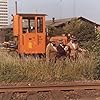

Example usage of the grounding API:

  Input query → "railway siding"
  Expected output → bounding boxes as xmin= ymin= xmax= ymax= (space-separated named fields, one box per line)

xmin=0 ymin=81 xmax=100 ymax=99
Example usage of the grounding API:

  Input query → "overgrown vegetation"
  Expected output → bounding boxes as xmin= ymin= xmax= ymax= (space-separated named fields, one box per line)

xmin=0 ymin=51 xmax=97 ymax=82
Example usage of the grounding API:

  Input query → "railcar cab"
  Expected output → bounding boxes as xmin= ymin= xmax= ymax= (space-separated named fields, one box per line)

xmin=13 ymin=13 xmax=47 ymax=55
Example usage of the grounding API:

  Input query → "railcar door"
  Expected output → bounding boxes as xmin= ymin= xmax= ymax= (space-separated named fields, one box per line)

xmin=35 ymin=16 xmax=46 ymax=54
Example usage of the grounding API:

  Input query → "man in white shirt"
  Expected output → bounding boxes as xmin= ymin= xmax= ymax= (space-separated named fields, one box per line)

xmin=66 ymin=36 xmax=82 ymax=60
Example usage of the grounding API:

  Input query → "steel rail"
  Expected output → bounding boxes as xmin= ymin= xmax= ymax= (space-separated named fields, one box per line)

xmin=0 ymin=81 xmax=100 ymax=92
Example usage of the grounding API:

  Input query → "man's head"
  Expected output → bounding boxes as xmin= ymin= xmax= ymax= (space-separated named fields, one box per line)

xmin=50 ymin=38 xmax=56 ymax=45
xmin=58 ymin=39 xmax=63 ymax=44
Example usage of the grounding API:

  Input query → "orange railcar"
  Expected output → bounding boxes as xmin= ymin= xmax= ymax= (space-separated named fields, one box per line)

xmin=13 ymin=13 xmax=68 ymax=55
xmin=13 ymin=13 xmax=47 ymax=55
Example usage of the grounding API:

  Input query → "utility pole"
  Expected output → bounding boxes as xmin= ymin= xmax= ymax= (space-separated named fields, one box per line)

xmin=15 ymin=1 xmax=18 ymax=14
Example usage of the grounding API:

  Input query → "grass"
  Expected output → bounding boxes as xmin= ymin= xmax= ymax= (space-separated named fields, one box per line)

xmin=0 ymin=50 xmax=97 ymax=83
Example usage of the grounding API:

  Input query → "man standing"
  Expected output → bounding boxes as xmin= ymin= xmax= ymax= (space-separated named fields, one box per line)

xmin=56 ymin=39 xmax=66 ymax=59
xmin=67 ymin=36 xmax=82 ymax=60
xmin=46 ymin=38 xmax=57 ymax=63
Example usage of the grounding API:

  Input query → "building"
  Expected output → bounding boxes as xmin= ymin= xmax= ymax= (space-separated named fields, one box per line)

xmin=46 ymin=17 xmax=100 ymax=29
xmin=0 ymin=0 xmax=8 ymax=28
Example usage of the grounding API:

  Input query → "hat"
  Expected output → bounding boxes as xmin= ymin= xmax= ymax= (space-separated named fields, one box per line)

xmin=49 ymin=38 xmax=54 ymax=42
xmin=59 ymin=39 xmax=63 ymax=41
xmin=58 ymin=39 xmax=63 ymax=43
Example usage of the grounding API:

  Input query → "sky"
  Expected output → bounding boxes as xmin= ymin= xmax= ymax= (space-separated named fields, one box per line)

xmin=8 ymin=0 xmax=100 ymax=24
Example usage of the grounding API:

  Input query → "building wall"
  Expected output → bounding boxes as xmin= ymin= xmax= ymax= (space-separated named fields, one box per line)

xmin=0 ymin=0 xmax=8 ymax=28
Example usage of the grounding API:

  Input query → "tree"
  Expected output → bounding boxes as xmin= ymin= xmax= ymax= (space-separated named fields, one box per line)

xmin=47 ymin=26 xmax=65 ymax=36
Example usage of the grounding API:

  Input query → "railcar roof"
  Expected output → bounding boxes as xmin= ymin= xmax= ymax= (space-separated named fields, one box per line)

xmin=16 ymin=13 xmax=47 ymax=17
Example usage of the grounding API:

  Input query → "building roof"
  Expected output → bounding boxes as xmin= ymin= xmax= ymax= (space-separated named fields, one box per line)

xmin=78 ymin=17 xmax=100 ymax=26
xmin=46 ymin=17 xmax=100 ymax=27
xmin=46 ymin=18 xmax=74 ymax=27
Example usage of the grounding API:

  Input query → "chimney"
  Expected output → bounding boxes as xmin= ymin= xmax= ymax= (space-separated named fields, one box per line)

xmin=52 ymin=17 xmax=55 ymax=23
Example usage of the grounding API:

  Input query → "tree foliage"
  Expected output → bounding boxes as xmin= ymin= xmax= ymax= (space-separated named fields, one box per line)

xmin=47 ymin=26 xmax=65 ymax=36
xmin=48 ymin=18 xmax=97 ymax=50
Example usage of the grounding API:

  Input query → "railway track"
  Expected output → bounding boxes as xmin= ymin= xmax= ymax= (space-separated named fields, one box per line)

xmin=0 ymin=81 xmax=100 ymax=100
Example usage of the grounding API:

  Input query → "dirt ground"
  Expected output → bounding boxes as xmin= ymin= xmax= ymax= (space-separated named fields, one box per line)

xmin=80 ymin=97 xmax=100 ymax=100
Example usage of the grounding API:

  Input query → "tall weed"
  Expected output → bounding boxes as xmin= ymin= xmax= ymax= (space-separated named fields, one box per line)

xmin=0 ymin=51 xmax=97 ymax=82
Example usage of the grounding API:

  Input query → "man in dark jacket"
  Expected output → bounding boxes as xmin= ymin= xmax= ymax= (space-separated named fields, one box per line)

xmin=56 ymin=39 xmax=66 ymax=59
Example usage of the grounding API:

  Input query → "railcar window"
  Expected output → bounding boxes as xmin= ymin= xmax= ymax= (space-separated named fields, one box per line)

xmin=37 ymin=17 xmax=43 ymax=33
xmin=22 ymin=17 xmax=35 ymax=33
